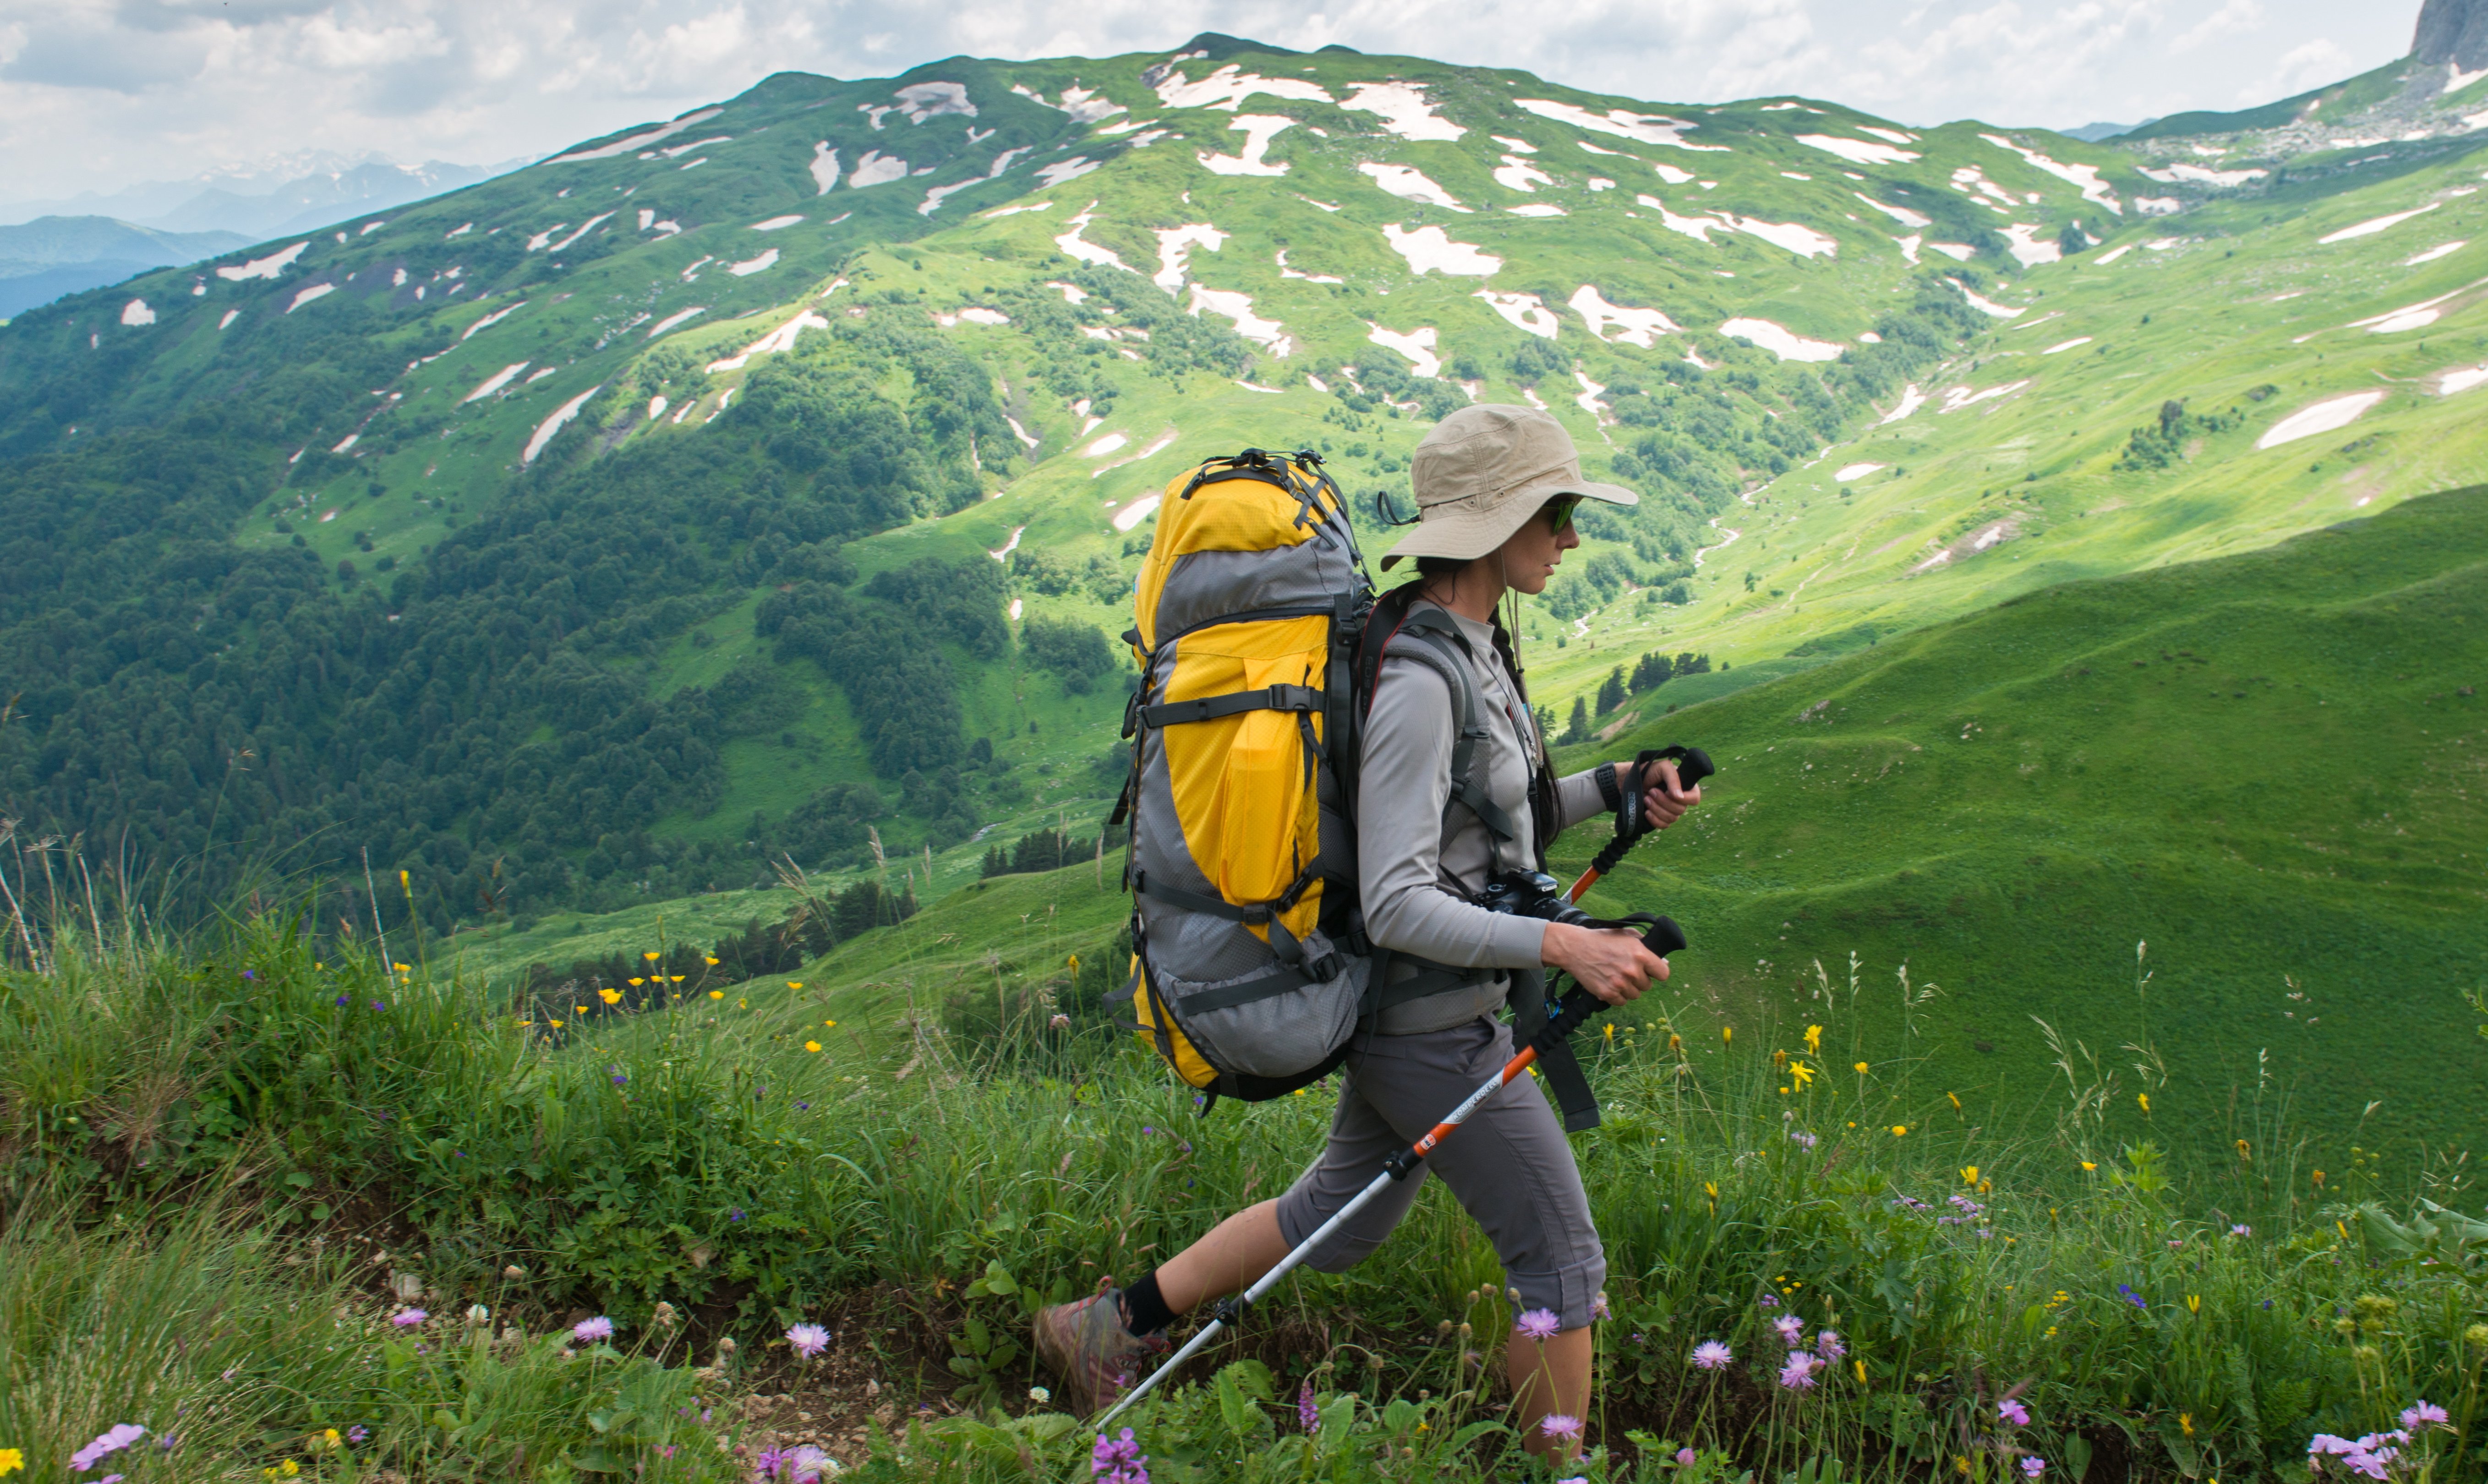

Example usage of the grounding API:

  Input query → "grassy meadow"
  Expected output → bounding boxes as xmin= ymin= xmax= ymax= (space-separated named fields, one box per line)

xmin=0 ymin=885 xmax=2483 ymax=1483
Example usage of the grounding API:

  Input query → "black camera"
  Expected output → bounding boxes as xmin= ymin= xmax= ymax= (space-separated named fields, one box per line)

xmin=1475 ymin=870 xmax=1594 ymax=926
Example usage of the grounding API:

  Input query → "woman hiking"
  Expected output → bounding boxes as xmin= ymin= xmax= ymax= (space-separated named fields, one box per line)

xmin=1036 ymin=404 xmax=1701 ymax=1463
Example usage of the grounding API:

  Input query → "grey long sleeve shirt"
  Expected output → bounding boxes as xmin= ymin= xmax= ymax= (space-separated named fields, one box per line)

xmin=1357 ymin=601 xmax=1607 ymax=1034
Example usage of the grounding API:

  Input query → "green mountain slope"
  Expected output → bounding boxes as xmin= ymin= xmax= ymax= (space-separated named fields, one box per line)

xmin=2 ymin=33 xmax=2484 ymax=972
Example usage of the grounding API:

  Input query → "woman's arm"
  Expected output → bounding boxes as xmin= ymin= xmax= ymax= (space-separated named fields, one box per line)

xmin=1550 ymin=758 xmax=1703 ymax=833
xmin=1357 ymin=660 xmax=1549 ymax=970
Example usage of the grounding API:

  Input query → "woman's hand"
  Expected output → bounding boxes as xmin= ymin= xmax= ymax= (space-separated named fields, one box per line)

xmin=1636 ymin=758 xmax=1702 ymax=831
xmin=1541 ymin=922 xmax=1669 ymax=1005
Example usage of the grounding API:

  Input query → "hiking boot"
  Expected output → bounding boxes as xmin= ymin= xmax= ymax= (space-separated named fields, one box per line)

xmin=1033 ymin=1281 xmax=1168 ymax=1416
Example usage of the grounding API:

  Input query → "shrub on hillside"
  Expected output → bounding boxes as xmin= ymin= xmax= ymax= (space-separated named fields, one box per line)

xmin=1020 ymin=614 xmax=1116 ymax=693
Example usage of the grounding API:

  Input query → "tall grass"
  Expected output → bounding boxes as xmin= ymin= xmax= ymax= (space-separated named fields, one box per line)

xmin=1 ymin=899 xmax=2482 ymax=1480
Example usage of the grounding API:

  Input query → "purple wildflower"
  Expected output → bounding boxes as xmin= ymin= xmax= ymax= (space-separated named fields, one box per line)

xmin=242 ymin=970 xmax=255 ymax=979
xmin=728 ymin=1207 xmax=746 ymax=1223
xmin=573 ymin=1315 xmax=615 ymax=1343
xmin=335 ymin=995 xmax=351 ymax=1009
xmin=796 ymin=1102 xmax=810 ymax=1111
xmin=2231 ymin=1223 xmax=2252 ymax=1237
xmin=1772 ymin=1314 xmax=1805 ymax=1346
xmin=347 ymin=1426 xmax=368 ymax=1445
xmin=2402 ymin=1402 xmax=2450 ymax=1430
xmin=2023 ymin=1459 xmax=2046 ymax=1479
xmin=1758 ymin=1292 xmax=1780 ymax=1308
xmin=371 ymin=1000 xmax=387 ymax=1012
xmin=2117 ymin=1284 xmax=2148 ymax=1309
xmin=755 ymin=1445 xmax=793 ymax=1479
xmin=70 ymin=1424 xmax=148 ymax=1472
xmin=2309 ymin=1435 xmax=2360 ymax=1458
xmin=1591 ymin=1292 xmax=1612 ymax=1321
xmin=1778 ymin=1351 xmax=1820 ymax=1391
xmin=611 ymin=1072 xmax=628 ymax=1086
xmin=1677 ymin=1449 xmax=1699 ymax=1468
xmin=787 ymin=1323 xmax=829 ymax=1359
xmin=101 ymin=1475 xmax=124 ymax=1483
xmin=1540 ymin=1413 xmax=1584 ymax=1442
xmin=158 ymin=1435 xmax=179 ymax=1451
xmin=1816 ymin=1330 xmax=1846 ymax=1360
xmin=1789 ymin=1129 xmax=1819 ymax=1150
xmin=2000 ymin=1399 xmax=2030 ymax=1428
xmin=1091 ymin=1427 xmax=1149 ymax=1484
xmin=1691 ymin=1340 xmax=1733 ymax=1370
xmin=1297 ymin=1380 xmax=1319 ymax=1432
xmin=782 ymin=1446 xmax=835 ymax=1483
xmin=1515 ymin=1308 xmax=1563 ymax=1342
xmin=391 ymin=1308 xmax=427 ymax=1327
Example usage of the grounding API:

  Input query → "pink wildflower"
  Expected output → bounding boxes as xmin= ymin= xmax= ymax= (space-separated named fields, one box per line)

xmin=1515 ymin=1308 xmax=1563 ymax=1342
xmin=1778 ymin=1351 xmax=1820 ymax=1390
xmin=2022 ymin=1459 xmax=2045 ymax=1479
xmin=1772 ymin=1314 xmax=1805 ymax=1346
xmin=2000 ymin=1398 xmax=2030 ymax=1428
xmin=1691 ymin=1340 xmax=1733 ymax=1370
xmin=573 ymin=1315 xmax=615 ymax=1343
xmin=1816 ymin=1330 xmax=1846 ymax=1361
xmin=786 ymin=1323 xmax=828 ymax=1359
xmin=390 ymin=1308 xmax=427 ymax=1327
xmin=1540 ymin=1413 xmax=1584 ymax=1442
xmin=70 ymin=1425 xmax=148 ymax=1472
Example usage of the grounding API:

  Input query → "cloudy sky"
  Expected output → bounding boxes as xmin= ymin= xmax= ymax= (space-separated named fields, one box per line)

xmin=0 ymin=0 xmax=2422 ymax=203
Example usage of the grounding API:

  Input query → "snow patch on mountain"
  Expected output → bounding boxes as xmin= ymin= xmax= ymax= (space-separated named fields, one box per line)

xmin=848 ymin=151 xmax=910 ymax=189
xmin=2257 ymin=390 xmax=2385 ymax=447
xmin=1854 ymin=193 xmax=1931 ymax=228
xmin=1494 ymin=155 xmax=1555 ymax=192
xmin=1154 ymin=223 xmax=1229 ymax=291
xmin=1012 ymin=83 xmax=1126 ymax=124
xmin=1516 ymin=98 xmax=1725 ymax=151
xmin=1383 ymin=224 xmax=1500 ymax=276
xmin=523 ymin=386 xmax=602 ymax=464
xmin=1360 ymin=162 xmax=1468 ymax=211
xmin=1341 ymin=81 xmax=1465 ymax=142
xmin=1189 ymin=285 xmax=1291 ymax=355
xmin=1570 ymin=285 xmax=1681 ymax=346
xmin=287 ymin=283 xmax=334 ymax=312
xmin=1152 ymin=64 xmax=1333 ymax=111
xmin=1721 ymin=317 xmax=1842 ymax=361
xmin=1198 ymin=115 xmax=1296 ymax=176
xmin=2002 ymin=224 xmax=2063 ymax=266
xmin=810 ymin=144 xmax=842 ymax=195
xmin=215 ymin=241 xmax=310 ymax=282
xmin=1980 ymin=135 xmax=2125 ymax=212
xmin=1036 ymin=157 xmax=1103 ymax=189
xmin=548 ymin=108 xmax=722 ymax=164
xmin=1797 ymin=134 xmax=1919 ymax=166
xmin=893 ymin=82 xmax=976 ymax=123
xmin=2320 ymin=203 xmax=2441 ymax=243
xmin=1054 ymin=203 xmax=1133 ymax=272
xmin=1475 ymin=289 xmax=1560 ymax=338
xmin=463 ymin=362 xmax=530 ymax=403
xmin=1366 ymin=322 xmax=1441 ymax=378
xmin=120 ymin=299 xmax=155 ymax=326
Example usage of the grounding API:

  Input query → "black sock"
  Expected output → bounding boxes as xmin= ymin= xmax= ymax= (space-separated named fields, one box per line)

xmin=1121 ymin=1271 xmax=1175 ymax=1337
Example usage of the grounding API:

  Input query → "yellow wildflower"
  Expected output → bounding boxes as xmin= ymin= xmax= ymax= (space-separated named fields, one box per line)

xmin=1789 ymin=1061 xmax=1814 ymax=1090
xmin=0 ymin=1448 xmax=23 ymax=1478
xmin=2138 ymin=1092 xmax=2152 ymax=1113
xmin=601 ymin=988 xmax=623 ymax=1005
xmin=788 ymin=981 xmax=804 ymax=990
xmin=1961 ymin=1165 xmax=1979 ymax=1186
xmin=627 ymin=977 xmax=644 ymax=988
xmin=1722 ymin=1026 xmax=1733 ymax=1044
xmin=2082 ymin=1161 xmax=2097 ymax=1172
xmin=1946 ymin=1091 xmax=1961 ymax=1112
xmin=824 ymin=1020 xmax=837 ymax=1029
xmin=1803 ymin=1024 xmax=1822 ymax=1055
xmin=1891 ymin=1125 xmax=1908 ymax=1137
xmin=1854 ymin=1061 xmax=1869 ymax=1075
xmin=393 ymin=962 xmax=410 ymax=973
xmin=2180 ymin=1414 xmax=2194 ymax=1438
xmin=805 ymin=1041 xmax=822 ymax=1053
xmin=1854 ymin=1358 xmax=1866 ymax=1383
xmin=705 ymin=956 xmax=720 ymax=966
xmin=644 ymin=952 xmax=660 ymax=961
xmin=710 ymin=990 xmax=724 ymax=1000
xmin=2186 ymin=1294 xmax=2201 ymax=1314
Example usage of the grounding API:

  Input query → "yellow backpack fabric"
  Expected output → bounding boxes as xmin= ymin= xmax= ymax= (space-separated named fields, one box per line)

xmin=1112 ymin=449 xmax=1373 ymax=1103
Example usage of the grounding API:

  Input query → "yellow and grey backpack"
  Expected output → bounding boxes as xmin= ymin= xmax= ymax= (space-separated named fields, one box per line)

xmin=1111 ymin=447 xmax=1557 ymax=1111
xmin=1108 ymin=449 xmax=1375 ymax=1106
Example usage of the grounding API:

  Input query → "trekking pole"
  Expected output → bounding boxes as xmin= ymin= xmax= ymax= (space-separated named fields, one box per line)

xmin=1565 ymin=746 xmax=1715 ymax=905
xmin=1094 ymin=916 xmax=1688 ymax=1429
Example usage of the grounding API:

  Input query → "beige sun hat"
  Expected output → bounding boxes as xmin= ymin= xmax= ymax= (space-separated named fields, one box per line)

xmin=1378 ymin=404 xmax=1638 ymax=570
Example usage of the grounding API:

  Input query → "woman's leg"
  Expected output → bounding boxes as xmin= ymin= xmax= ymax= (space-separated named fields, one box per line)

xmin=1153 ymin=1199 xmax=1288 ymax=1312
xmin=1508 ymin=1325 xmax=1594 ymax=1463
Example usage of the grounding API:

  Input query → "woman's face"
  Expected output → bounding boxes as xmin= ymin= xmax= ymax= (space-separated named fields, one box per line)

xmin=1492 ymin=496 xmax=1582 ymax=596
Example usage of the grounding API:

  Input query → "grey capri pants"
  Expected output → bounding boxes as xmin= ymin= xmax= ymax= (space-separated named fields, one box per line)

xmin=1272 ymin=1014 xmax=1607 ymax=1330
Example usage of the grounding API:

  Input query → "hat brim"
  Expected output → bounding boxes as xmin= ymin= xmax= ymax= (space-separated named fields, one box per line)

xmin=1379 ymin=477 xmax=1638 ymax=570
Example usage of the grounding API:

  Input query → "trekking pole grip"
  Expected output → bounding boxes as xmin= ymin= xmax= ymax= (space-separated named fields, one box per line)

xmin=1538 ymin=917 xmax=1686 ymax=1047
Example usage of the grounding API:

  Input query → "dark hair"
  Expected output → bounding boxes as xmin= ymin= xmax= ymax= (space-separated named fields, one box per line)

xmin=1413 ymin=555 xmax=1471 ymax=579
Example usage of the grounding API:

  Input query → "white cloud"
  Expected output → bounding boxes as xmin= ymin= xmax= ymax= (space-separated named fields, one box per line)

xmin=0 ymin=0 xmax=2420 ymax=203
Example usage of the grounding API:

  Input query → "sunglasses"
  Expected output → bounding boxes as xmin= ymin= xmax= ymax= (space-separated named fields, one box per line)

xmin=1543 ymin=496 xmax=1580 ymax=533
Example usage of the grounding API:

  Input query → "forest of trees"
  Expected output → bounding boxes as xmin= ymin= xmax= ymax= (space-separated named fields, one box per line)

xmin=0 ymin=317 xmax=1015 ymax=930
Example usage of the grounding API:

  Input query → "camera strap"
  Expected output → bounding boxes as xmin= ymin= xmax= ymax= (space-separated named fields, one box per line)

xmin=1506 ymin=965 xmax=1599 ymax=1132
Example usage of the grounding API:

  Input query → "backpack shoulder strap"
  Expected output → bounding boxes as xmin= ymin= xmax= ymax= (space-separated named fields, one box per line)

xmin=1376 ymin=607 xmax=1517 ymax=847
